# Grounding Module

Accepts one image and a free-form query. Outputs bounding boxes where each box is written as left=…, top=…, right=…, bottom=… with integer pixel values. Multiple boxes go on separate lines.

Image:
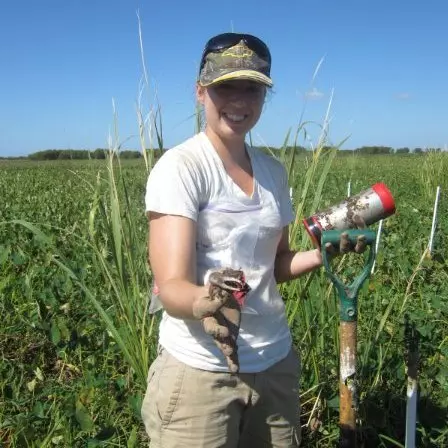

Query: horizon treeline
left=1, top=145, right=445, bottom=161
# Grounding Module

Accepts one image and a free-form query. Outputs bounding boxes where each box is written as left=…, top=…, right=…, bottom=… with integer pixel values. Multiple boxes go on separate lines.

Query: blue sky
left=1, top=0, right=447, bottom=157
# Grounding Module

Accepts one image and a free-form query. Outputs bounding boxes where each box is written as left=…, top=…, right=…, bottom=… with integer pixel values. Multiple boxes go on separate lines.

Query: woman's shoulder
left=145, top=134, right=210, bottom=215
left=147, top=134, right=212, bottom=200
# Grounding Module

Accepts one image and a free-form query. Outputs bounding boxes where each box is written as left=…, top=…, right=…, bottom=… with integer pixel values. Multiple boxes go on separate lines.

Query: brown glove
left=192, top=268, right=250, bottom=373
left=324, top=214, right=368, bottom=255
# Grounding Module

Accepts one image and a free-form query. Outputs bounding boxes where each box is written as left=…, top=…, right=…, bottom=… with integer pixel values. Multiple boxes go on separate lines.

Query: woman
left=141, top=32, right=364, bottom=448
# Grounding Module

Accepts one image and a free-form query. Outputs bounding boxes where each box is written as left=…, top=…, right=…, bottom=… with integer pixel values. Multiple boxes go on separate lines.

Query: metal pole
left=405, top=316, right=419, bottom=448
left=428, top=186, right=440, bottom=256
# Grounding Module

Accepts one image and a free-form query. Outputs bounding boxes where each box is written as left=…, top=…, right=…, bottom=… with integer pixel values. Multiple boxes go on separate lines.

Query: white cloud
left=305, top=87, right=324, bottom=100
left=396, top=92, right=411, bottom=100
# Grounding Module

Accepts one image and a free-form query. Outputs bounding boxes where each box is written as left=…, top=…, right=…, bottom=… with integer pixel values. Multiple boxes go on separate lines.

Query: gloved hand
left=192, top=268, right=250, bottom=373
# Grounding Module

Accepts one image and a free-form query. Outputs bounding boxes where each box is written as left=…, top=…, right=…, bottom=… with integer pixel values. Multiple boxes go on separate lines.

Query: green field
left=1, top=151, right=447, bottom=447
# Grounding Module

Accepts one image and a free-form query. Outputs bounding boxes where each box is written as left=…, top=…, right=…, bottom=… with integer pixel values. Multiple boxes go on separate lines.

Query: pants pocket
left=142, top=355, right=162, bottom=422
left=154, top=351, right=186, bottom=428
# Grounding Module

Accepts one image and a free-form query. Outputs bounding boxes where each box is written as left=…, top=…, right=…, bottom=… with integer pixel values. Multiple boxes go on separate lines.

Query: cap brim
left=199, top=70, right=273, bottom=87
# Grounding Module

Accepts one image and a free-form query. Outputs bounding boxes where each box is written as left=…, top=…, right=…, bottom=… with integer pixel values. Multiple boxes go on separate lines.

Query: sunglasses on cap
left=199, top=32, right=272, bottom=74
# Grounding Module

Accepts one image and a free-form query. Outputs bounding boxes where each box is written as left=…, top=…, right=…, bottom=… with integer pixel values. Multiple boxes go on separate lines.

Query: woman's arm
left=274, top=226, right=323, bottom=283
left=148, top=211, right=208, bottom=319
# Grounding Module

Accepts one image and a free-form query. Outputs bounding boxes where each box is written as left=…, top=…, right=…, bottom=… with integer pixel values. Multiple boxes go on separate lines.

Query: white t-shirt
left=145, top=132, right=295, bottom=373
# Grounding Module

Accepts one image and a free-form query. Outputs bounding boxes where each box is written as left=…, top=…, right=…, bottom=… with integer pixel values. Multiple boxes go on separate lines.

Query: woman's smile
left=222, top=113, right=246, bottom=122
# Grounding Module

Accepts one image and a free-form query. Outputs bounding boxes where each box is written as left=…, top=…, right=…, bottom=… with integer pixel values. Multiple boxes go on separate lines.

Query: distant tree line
left=1, top=146, right=444, bottom=161
left=262, top=145, right=443, bottom=155
left=27, top=149, right=143, bottom=161
left=346, top=146, right=439, bottom=155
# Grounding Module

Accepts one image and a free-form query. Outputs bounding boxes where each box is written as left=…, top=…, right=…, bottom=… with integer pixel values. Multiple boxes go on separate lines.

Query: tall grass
left=2, top=20, right=165, bottom=390
left=420, top=148, right=446, bottom=200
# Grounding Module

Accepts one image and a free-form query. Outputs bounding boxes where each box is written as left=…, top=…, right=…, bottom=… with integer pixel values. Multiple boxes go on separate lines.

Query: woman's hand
left=192, top=268, right=250, bottom=374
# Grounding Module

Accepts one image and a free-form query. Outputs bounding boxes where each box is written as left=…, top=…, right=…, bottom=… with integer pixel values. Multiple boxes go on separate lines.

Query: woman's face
left=196, top=80, right=266, bottom=143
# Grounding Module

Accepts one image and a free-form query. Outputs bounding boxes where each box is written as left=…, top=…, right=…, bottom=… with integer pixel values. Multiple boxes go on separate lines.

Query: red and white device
left=303, top=182, right=396, bottom=248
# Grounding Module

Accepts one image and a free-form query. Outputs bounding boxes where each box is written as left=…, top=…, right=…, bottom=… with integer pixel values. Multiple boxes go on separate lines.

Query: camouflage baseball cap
left=199, top=39, right=273, bottom=87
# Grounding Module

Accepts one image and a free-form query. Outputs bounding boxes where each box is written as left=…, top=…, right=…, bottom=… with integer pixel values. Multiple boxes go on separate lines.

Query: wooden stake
left=339, top=321, right=357, bottom=447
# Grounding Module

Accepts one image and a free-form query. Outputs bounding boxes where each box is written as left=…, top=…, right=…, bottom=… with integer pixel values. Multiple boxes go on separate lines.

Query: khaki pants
left=141, top=346, right=301, bottom=448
